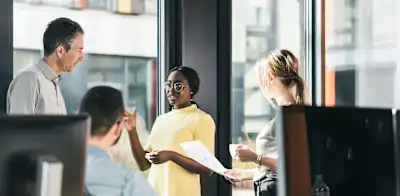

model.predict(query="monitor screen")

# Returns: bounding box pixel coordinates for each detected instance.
[0,115,89,196]
[277,106,400,196]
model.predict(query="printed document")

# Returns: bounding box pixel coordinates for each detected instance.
[180,140,233,178]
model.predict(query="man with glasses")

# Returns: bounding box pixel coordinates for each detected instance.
[79,86,156,196]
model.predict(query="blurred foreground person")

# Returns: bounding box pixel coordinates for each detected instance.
[79,86,157,196]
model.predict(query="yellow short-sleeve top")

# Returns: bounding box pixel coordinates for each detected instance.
[145,104,215,196]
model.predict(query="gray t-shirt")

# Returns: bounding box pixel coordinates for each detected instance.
[253,118,278,181]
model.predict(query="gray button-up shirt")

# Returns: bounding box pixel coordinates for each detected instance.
[7,60,67,115]
[86,145,158,196]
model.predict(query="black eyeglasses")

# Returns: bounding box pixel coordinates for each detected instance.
[164,82,187,93]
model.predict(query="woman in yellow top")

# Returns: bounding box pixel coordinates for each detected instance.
[124,66,215,196]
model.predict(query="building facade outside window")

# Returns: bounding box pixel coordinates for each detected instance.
[325,0,400,108]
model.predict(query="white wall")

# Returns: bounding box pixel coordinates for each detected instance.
[231,0,248,63]
[356,67,395,108]
[14,2,157,57]
[277,0,301,58]
[14,2,248,63]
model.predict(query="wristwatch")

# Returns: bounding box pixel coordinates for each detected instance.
[256,154,263,165]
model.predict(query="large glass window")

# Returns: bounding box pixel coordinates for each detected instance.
[231,0,305,195]
[14,0,154,14]
[13,49,41,76]
[325,0,399,108]
[13,0,158,170]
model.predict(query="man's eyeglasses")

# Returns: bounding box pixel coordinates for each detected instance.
[164,82,186,93]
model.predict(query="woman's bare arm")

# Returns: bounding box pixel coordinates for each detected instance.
[128,129,151,171]
[260,157,277,172]
[169,151,213,175]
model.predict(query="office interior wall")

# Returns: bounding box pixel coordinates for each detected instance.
[0,0,13,113]
[181,0,232,195]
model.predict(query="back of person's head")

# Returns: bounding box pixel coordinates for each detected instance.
[256,49,306,104]
[79,86,124,137]
[43,17,84,56]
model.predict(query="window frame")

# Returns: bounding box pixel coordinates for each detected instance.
[306,0,326,105]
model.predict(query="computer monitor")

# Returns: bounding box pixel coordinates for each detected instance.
[277,106,400,196]
[0,115,90,196]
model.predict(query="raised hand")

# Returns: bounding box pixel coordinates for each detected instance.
[124,107,137,132]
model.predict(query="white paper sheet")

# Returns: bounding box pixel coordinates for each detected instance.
[180,140,233,178]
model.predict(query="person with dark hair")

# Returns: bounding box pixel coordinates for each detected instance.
[125,66,216,196]
[7,17,85,114]
[80,86,156,196]
[167,66,200,107]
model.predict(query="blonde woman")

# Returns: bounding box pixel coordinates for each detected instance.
[225,49,307,196]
